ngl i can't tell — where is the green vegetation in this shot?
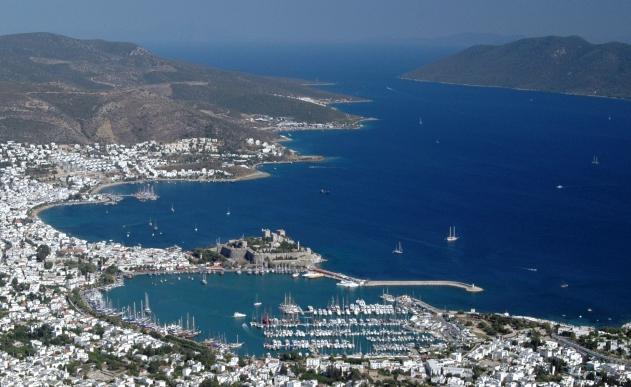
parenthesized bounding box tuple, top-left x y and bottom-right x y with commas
(192, 248, 226, 264)
(405, 36, 631, 100)
(36, 244, 51, 262)
(0, 324, 72, 359)
(100, 264, 119, 285)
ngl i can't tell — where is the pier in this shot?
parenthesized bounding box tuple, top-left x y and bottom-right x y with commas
(309, 268, 483, 292)
(363, 280, 483, 292)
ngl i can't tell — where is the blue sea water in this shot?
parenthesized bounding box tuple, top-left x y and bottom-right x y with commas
(40, 44, 631, 330)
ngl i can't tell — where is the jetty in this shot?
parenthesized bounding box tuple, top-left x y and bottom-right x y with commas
(363, 280, 483, 292)
(308, 268, 483, 292)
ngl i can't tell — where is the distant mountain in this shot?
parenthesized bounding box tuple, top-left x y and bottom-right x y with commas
(404, 36, 631, 99)
(413, 33, 524, 48)
(0, 33, 359, 144)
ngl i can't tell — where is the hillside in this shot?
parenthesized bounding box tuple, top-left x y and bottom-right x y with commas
(0, 33, 360, 145)
(404, 36, 631, 99)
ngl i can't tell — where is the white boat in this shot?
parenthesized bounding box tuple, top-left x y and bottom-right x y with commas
(446, 226, 459, 242)
(171, 203, 175, 213)
(226, 209, 231, 216)
(144, 292, 152, 314)
(302, 271, 324, 279)
(254, 295, 262, 307)
(592, 155, 599, 165)
(233, 312, 246, 318)
(556, 185, 564, 189)
(292, 272, 300, 278)
(337, 280, 359, 288)
(392, 241, 403, 255)
(419, 116, 423, 125)
(201, 272, 207, 285)
(194, 225, 198, 232)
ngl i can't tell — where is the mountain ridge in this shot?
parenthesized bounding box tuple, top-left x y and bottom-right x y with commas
(0, 32, 360, 145)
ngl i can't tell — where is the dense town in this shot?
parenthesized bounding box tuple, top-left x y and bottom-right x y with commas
(0, 138, 630, 386)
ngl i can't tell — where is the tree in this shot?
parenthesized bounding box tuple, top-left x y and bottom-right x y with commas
(36, 244, 51, 262)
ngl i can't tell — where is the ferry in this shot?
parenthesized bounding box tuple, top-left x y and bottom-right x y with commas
(336, 280, 359, 288)
(446, 226, 459, 242)
(392, 241, 403, 255)
(302, 271, 324, 279)
(233, 312, 247, 318)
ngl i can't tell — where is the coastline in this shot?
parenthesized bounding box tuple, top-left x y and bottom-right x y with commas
(401, 76, 631, 103)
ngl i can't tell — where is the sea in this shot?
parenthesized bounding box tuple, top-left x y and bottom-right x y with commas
(39, 43, 631, 353)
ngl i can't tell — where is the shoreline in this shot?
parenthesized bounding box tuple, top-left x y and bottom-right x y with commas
(401, 76, 631, 103)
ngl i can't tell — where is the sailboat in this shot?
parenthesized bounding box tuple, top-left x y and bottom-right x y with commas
(592, 155, 599, 165)
(171, 203, 175, 213)
(419, 116, 423, 125)
(194, 225, 198, 232)
(446, 226, 459, 242)
(226, 209, 231, 216)
(228, 334, 243, 349)
(392, 241, 403, 255)
(253, 294, 262, 307)
(201, 272, 207, 285)
(153, 220, 159, 231)
(144, 292, 152, 314)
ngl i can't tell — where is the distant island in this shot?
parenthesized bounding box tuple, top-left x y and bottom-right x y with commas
(0, 33, 361, 145)
(404, 36, 631, 100)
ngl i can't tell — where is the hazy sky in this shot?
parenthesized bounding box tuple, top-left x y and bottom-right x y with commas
(1, 0, 630, 44)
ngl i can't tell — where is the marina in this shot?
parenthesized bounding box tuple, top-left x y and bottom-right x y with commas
(103, 272, 475, 355)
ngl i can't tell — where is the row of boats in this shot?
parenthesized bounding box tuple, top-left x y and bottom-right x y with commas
(84, 290, 201, 339)
(251, 297, 439, 354)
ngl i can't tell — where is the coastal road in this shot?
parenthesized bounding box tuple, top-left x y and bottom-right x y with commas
(552, 334, 631, 366)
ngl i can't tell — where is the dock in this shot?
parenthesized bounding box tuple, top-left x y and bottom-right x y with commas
(309, 268, 483, 292)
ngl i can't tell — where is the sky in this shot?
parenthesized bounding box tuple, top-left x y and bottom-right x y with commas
(0, 0, 630, 45)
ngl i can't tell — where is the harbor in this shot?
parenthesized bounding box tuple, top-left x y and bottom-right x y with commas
(102, 272, 477, 356)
